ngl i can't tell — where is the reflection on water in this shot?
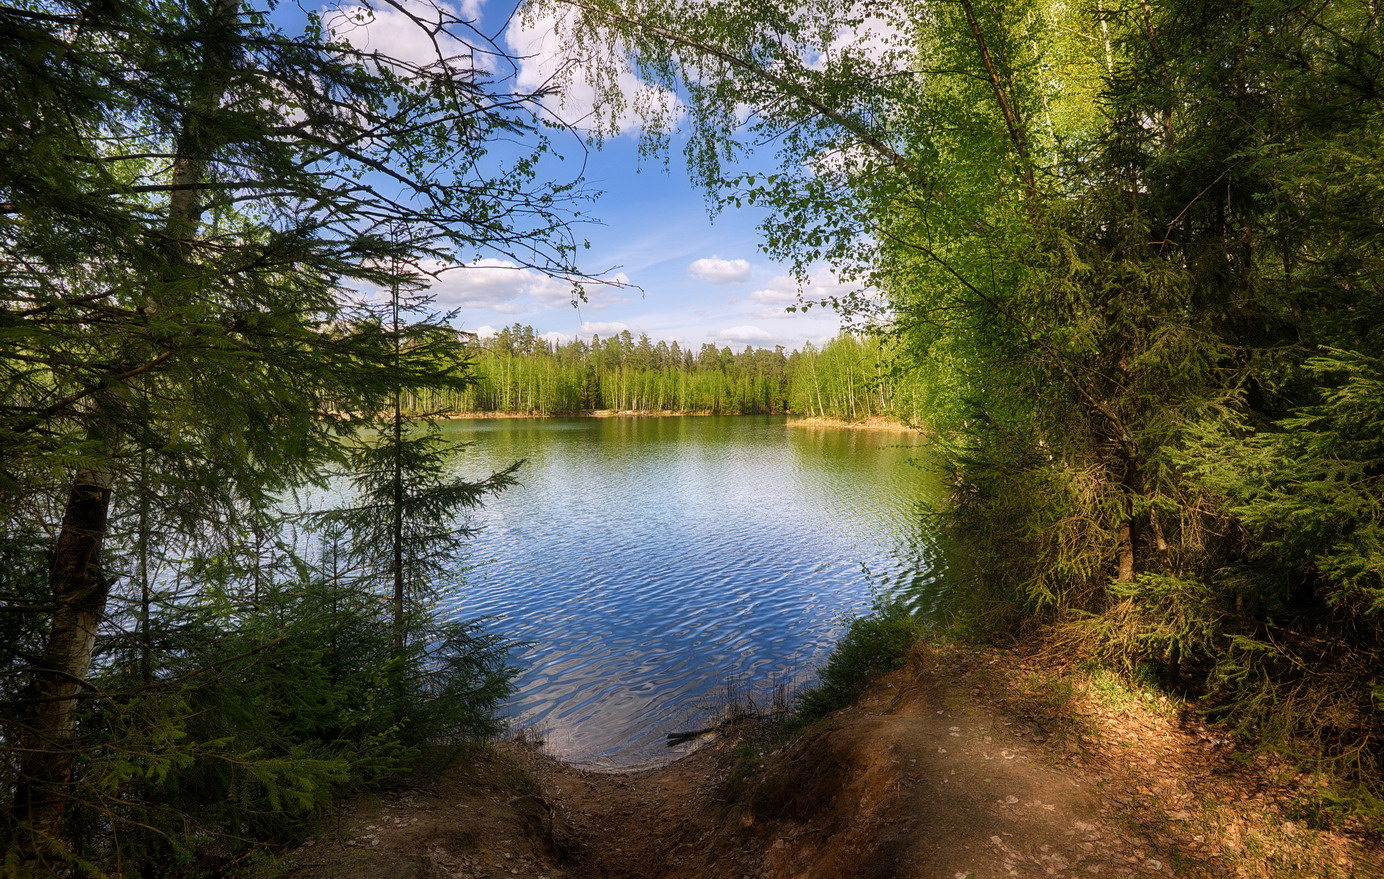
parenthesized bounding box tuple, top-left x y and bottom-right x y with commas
(438, 416, 936, 770)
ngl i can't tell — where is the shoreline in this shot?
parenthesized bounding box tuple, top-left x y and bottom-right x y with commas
(433, 410, 923, 432)
(289, 640, 1381, 879)
(437, 408, 725, 419)
(784, 414, 924, 433)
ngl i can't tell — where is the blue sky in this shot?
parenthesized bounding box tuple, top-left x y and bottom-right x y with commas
(533, 137, 849, 351)
(296, 0, 855, 350)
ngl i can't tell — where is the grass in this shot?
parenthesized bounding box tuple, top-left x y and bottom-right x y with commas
(717, 598, 926, 810)
(791, 597, 926, 727)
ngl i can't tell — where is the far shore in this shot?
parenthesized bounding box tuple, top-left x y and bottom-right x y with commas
(431, 410, 924, 432)
(437, 409, 721, 420)
(785, 415, 925, 434)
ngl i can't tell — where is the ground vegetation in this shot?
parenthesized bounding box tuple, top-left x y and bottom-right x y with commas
(542, 0, 1384, 815)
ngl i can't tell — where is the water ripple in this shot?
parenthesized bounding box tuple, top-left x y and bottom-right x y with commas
(436, 416, 935, 770)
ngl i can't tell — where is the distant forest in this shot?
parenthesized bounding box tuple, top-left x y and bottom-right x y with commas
(416, 326, 922, 421)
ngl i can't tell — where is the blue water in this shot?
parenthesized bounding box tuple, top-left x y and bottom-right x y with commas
(434, 415, 935, 769)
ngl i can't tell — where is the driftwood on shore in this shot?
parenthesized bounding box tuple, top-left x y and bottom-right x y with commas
(665, 710, 790, 747)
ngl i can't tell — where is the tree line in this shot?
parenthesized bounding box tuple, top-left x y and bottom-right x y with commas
(412, 324, 918, 421)
(556, 0, 1384, 814)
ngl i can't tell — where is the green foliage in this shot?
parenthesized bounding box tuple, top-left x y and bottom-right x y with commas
(1066, 574, 1231, 689)
(1, 0, 550, 871)
(934, 435, 1115, 631)
(552, 0, 1384, 809)
(425, 324, 918, 422)
(793, 598, 924, 725)
(1189, 352, 1384, 616)
(30, 532, 516, 874)
(328, 418, 520, 612)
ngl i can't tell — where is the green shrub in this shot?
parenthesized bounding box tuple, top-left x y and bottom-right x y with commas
(794, 599, 925, 725)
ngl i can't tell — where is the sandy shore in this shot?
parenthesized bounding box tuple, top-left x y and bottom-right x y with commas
(436, 409, 725, 420)
(785, 415, 924, 433)
(434, 411, 923, 432)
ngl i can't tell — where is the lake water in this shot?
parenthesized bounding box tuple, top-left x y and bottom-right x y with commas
(436, 415, 936, 770)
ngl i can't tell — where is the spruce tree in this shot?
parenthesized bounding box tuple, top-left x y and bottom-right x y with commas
(540, 0, 1384, 798)
(1, 0, 583, 869)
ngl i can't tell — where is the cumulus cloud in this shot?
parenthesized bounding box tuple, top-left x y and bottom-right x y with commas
(580, 321, 632, 337)
(379, 259, 629, 317)
(526, 273, 580, 308)
(424, 258, 579, 313)
(572, 273, 633, 310)
(688, 255, 752, 283)
(803, 3, 909, 72)
(748, 283, 799, 308)
(323, 0, 485, 72)
(747, 272, 857, 311)
(506, 6, 683, 135)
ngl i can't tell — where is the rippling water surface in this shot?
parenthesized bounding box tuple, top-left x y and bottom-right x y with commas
(436, 415, 935, 770)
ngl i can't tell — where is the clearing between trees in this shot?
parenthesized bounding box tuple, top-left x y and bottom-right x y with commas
(287, 642, 1383, 879)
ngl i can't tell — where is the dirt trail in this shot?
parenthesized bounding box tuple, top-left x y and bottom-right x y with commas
(288, 644, 1383, 879)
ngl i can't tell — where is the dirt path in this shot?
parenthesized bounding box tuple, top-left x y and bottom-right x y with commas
(287, 643, 1383, 879)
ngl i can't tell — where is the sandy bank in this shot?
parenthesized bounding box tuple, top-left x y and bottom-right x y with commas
(287, 640, 1379, 878)
(434, 411, 923, 432)
(786, 415, 924, 433)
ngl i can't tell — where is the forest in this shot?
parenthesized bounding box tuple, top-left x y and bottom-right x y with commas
(0, 0, 554, 872)
(3, 0, 1384, 874)
(426, 326, 912, 420)
(549, 0, 1384, 824)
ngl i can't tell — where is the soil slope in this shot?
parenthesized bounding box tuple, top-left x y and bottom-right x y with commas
(287, 643, 1383, 878)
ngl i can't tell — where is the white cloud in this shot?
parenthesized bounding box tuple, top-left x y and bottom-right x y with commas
(572, 273, 632, 310)
(808, 140, 890, 182)
(748, 283, 799, 308)
(688, 255, 752, 283)
(747, 272, 856, 310)
(804, 4, 909, 72)
(526, 273, 581, 307)
(715, 325, 774, 344)
(580, 320, 631, 337)
(324, 0, 485, 72)
(399, 259, 631, 318)
(474, 324, 499, 338)
(425, 258, 579, 313)
(752, 307, 799, 320)
(507, 6, 683, 136)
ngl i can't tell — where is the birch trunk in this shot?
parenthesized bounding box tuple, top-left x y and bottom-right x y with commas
(8, 0, 238, 864)
(11, 468, 113, 865)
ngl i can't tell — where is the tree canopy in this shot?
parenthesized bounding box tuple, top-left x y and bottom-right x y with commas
(1, 0, 585, 870)
(544, 0, 1384, 808)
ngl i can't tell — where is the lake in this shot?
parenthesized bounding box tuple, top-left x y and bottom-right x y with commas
(436, 415, 936, 770)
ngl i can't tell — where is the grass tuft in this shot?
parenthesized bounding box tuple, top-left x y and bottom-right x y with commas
(792, 598, 926, 726)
